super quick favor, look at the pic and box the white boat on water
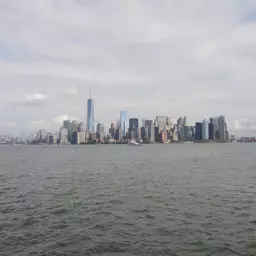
[128,140,141,146]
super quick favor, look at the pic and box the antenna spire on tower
[90,87,92,98]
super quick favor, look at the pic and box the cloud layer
[0,0,256,135]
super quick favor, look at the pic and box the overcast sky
[0,0,256,136]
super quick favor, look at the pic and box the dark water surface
[0,144,255,256]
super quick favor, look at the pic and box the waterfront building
[72,131,78,144]
[218,115,227,142]
[140,127,146,139]
[210,117,220,140]
[48,134,57,144]
[202,119,209,141]
[59,127,69,144]
[154,126,161,142]
[209,123,214,140]
[195,122,202,141]
[129,118,139,139]
[77,132,86,144]
[145,120,155,143]
[172,125,179,142]
[96,123,105,140]
[184,126,194,141]
[109,123,115,138]
[155,116,167,131]
[177,116,186,141]
[119,111,127,140]
[87,97,95,133]
[63,120,72,142]
[161,130,168,143]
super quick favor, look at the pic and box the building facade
[96,123,105,140]
[129,118,139,139]
[78,122,85,132]
[209,123,214,140]
[144,120,155,143]
[195,122,202,141]
[119,111,127,140]
[155,116,167,131]
[63,120,72,142]
[77,132,86,144]
[202,119,209,141]
[59,127,69,144]
[87,98,95,133]
[218,115,226,142]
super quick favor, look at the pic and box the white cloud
[52,115,79,125]
[0,121,18,128]
[25,93,45,101]
[30,119,46,126]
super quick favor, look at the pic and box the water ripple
[0,144,255,255]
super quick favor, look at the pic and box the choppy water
[0,144,255,256]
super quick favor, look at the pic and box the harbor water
[0,144,255,255]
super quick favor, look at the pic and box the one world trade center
[87,96,95,133]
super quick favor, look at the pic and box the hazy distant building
[87,98,95,133]
[155,116,167,131]
[77,132,85,144]
[202,119,209,141]
[140,127,146,139]
[172,125,179,142]
[129,118,139,139]
[77,122,85,132]
[218,116,226,142]
[209,123,214,140]
[63,120,72,142]
[184,126,194,141]
[161,130,168,143]
[210,117,219,140]
[48,134,57,144]
[195,122,202,141]
[36,129,47,142]
[109,123,115,138]
[72,131,78,144]
[184,116,187,126]
[145,120,155,143]
[119,111,127,140]
[96,123,105,140]
[209,115,227,142]
[59,127,68,144]
[154,126,161,142]
[177,116,186,141]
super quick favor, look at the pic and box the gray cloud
[0,0,256,135]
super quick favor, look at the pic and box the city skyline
[1,1,256,136]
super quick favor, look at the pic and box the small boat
[128,139,141,146]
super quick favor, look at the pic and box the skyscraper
[87,97,95,133]
[119,111,127,140]
[145,120,155,143]
[218,115,226,142]
[129,118,139,139]
[202,119,209,141]
[96,123,105,140]
[195,122,202,141]
[63,120,72,142]
[209,123,214,140]
[210,117,220,140]
[155,116,167,131]
[77,122,85,132]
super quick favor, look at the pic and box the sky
[0,0,256,136]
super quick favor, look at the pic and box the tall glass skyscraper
[120,111,127,139]
[87,98,95,133]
